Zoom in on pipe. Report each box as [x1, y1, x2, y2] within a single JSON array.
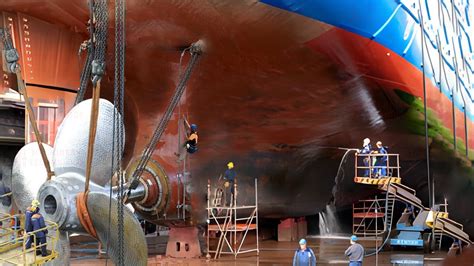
[[418, 5, 433, 208]]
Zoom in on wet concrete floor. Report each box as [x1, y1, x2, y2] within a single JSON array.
[[70, 236, 449, 265]]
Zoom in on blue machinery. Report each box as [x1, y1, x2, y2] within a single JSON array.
[[353, 153, 473, 253]]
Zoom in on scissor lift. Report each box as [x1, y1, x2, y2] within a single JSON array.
[[353, 153, 473, 253], [0, 212, 59, 265], [206, 178, 259, 259]]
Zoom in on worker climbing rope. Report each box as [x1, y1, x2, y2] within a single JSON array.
[[184, 119, 199, 154], [176, 117, 199, 161]]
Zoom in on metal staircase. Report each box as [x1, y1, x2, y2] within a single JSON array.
[[353, 153, 473, 255], [384, 194, 396, 233]]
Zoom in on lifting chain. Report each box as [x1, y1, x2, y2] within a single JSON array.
[[75, 0, 108, 105], [111, 0, 126, 265], [91, 0, 108, 85], [83, 0, 108, 194], [124, 42, 202, 201], [0, 28, 54, 180]]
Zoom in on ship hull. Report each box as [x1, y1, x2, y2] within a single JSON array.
[[0, 0, 472, 237]]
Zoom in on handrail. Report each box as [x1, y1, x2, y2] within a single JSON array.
[[0, 212, 59, 265], [355, 153, 401, 179]]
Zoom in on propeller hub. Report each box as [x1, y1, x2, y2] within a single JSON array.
[[126, 158, 170, 219], [37, 173, 103, 233]]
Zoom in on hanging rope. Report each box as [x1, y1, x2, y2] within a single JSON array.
[[124, 43, 202, 201], [0, 28, 54, 180]]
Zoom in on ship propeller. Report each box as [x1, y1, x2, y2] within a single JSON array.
[[11, 99, 147, 265]]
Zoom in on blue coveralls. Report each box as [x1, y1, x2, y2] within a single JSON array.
[[31, 213, 48, 256], [25, 207, 38, 249], [359, 144, 372, 177], [224, 169, 236, 204], [292, 247, 317, 266], [374, 146, 387, 177]]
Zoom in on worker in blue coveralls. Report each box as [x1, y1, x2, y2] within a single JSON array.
[[357, 138, 372, 177], [345, 235, 364, 266], [25, 199, 40, 249], [292, 238, 316, 266], [223, 162, 236, 206], [31, 202, 50, 256], [373, 141, 388, 177]]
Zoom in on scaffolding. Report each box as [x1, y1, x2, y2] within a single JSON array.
[[0, 212, 59, 265], [352, 196, 394, 237], [206, 178, 259, 259]]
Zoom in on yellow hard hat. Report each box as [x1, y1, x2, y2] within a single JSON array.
[[227, 162, 234, 169], [31, 199, 40, 208]]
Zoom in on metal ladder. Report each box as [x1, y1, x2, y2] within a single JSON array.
[[365, 186, 397, 256], [214, 195, 234, 259], [384, 194, 396, 233], [434, 229, 444, 250]]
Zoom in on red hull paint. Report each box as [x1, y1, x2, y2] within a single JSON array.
[[307, 28, 474, 151]]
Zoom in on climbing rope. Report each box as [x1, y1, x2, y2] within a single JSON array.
[[125, 44, 202, 200], [0, 28, 54, 180]]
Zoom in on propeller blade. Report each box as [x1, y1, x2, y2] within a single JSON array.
[[87, 192, 147, 266], [53, 99, 124, 186], [0, 181, 12, 214], [11, 142, 53, 211], [47, 231, 70, 266]]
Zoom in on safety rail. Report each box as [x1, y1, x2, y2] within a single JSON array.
[[206, 178, 259, 259], [0, 212, 59, 265], [354, 153, 400, 179], [352, 196, 395, 237]]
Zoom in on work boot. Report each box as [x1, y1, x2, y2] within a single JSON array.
[[42, 250, 52, 257]]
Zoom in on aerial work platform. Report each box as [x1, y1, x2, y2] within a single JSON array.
[[0, 212, 59, 265], [352, 153, 473, 254]]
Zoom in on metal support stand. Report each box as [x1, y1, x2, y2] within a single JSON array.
[[207, 178, 259, 259]]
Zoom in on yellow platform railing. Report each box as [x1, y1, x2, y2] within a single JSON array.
[[0, 212, 59, 265], [354, 153, 401, 181]]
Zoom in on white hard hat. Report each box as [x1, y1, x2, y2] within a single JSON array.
[[363, 138, 370, 145]]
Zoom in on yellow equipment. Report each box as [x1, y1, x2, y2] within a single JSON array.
[[0, 212, 59, 265]]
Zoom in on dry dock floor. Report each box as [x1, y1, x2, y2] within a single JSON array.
[[70, 236, 450, 265]]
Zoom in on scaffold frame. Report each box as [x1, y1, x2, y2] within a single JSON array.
[[206, 178, 259, 259]]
